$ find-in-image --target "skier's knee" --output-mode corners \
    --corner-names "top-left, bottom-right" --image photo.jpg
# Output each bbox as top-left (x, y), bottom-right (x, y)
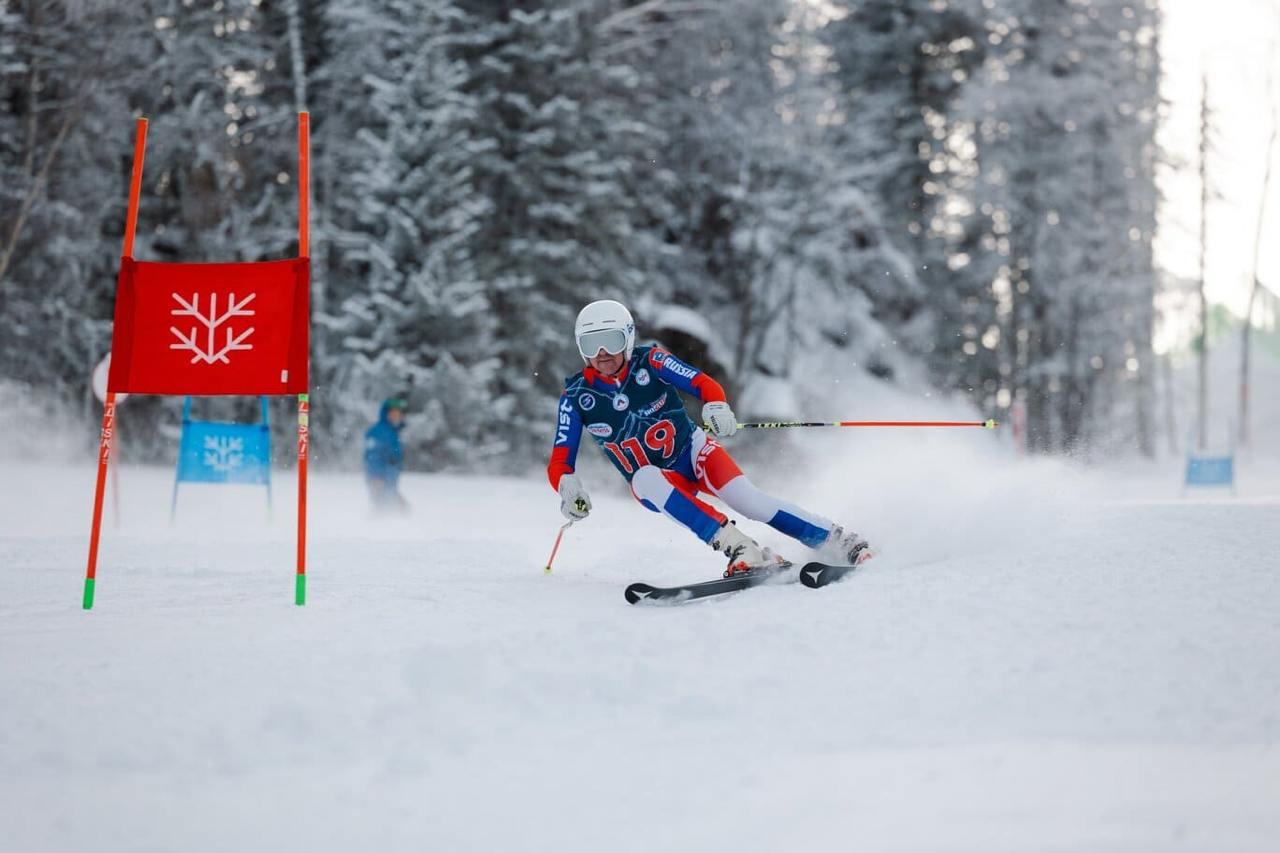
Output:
top-left (627, 461), bottom-right (660, 494)
top-left (629, 465), bottom-right (668, 506)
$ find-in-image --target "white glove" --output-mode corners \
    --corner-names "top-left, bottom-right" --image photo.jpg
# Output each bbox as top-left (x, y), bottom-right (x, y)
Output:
top-left (703, 401), bottom-right (738, 438)
top-left (558, 473), bottom-right (591, 521)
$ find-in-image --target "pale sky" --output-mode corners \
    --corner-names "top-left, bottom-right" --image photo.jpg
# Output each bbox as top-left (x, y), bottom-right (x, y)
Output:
top-left (1157, 0), bottom-right (1280, 328)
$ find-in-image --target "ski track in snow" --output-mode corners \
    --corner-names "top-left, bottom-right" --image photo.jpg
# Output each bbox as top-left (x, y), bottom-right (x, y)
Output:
top-left (1, 431), bottom-right (1278, 852)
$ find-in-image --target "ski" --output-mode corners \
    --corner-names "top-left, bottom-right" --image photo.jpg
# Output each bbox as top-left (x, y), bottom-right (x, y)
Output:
top-left (797, 561), bottom-right (860, 589)
top-left (625, 562), bottom-right (794, 605)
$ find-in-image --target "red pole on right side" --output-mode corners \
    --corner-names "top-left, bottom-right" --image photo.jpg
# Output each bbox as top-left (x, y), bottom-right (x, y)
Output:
top-left (84, 117), bottom-right (147, 610)
top-left (736, 419), bottom-right (999, 430)
top-left (295, 112), bottom-right (310, 606)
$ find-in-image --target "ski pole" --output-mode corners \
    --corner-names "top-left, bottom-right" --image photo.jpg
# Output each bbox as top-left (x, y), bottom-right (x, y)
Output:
top-left (729, 419), bottom-right (998, 430)
top-left (543, 519), bottom-right (575, 575)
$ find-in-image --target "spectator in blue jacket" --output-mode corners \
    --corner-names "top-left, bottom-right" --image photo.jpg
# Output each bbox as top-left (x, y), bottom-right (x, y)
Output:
top-left (364, 395), bottom-right (409, 514)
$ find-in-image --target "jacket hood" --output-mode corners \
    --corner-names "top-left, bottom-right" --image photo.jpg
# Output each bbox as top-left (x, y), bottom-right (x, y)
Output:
top-left (379, 398), bottom-right (407, 429)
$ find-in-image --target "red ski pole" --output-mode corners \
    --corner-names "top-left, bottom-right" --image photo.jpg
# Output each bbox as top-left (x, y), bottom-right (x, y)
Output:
top-left (733, 418), bottom-right (999, 430)
top-left (543, 520), bottom-right (575, 575)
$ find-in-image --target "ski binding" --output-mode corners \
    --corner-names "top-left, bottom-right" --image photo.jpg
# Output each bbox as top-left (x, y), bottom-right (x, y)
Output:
top-left (625, 561), bottom-right (794, 604)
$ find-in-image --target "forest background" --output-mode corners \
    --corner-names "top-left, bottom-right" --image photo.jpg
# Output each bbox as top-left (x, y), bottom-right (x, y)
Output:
top-left (4, 0), bottom-right (1262, 473)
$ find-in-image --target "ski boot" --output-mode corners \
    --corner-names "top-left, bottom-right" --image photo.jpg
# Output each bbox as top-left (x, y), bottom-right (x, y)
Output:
top-left (818, 524), bottom-right (875, 566)
top-left (710, 521), bottom-right (785, 578)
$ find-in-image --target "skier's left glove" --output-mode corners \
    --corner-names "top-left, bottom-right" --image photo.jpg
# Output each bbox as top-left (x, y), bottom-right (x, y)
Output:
top-left (558, 473), bottom-right (592, 521)
top-left (703, 401), bottom-right (738, 438)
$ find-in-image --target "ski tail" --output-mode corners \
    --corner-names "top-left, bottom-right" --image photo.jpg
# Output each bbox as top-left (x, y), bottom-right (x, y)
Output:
top-left (797, 561), bottom-right (859, 589)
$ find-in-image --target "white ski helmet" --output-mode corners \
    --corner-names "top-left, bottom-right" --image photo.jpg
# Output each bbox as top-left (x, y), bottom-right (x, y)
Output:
top-left (574, 299), bottom-right (635, 362)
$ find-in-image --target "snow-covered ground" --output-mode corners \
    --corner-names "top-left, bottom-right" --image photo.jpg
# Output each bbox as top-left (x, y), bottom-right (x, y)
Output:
top-left (2, 387), bottom-right (1278, 853)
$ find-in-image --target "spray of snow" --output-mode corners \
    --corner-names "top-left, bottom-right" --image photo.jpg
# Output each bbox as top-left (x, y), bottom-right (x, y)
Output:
top-left (1, 335), bottom-right (1278, 852)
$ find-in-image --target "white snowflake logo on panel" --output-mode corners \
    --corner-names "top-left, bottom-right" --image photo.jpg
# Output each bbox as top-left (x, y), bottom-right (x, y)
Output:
top-left (169, 292), bottom-right (256, 364)
top-left (203, 435), bottom-right (245, 473)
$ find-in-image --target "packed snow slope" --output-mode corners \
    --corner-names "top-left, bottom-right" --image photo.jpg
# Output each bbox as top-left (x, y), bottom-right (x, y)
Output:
top-left (1, 384), bottom-right (1278, 852)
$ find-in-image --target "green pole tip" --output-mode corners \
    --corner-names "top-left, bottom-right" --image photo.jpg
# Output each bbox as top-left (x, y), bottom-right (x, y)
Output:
top-left (984, 419), bottom-right (998, 429)
top-left (295, 574), bottom-right (306, 606)
top-left (82, 578), bottom-right (96, 610)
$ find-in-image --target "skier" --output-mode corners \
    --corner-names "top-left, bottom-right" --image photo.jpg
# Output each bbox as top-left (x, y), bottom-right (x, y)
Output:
top-left (364, 395), bottom-right (410, 515)
top-left (548, 299), bottom-right (873, 576)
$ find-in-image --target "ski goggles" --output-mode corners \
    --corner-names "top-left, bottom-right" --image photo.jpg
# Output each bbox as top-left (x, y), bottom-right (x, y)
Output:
top-left (577, 328), bottom-right (628, 358)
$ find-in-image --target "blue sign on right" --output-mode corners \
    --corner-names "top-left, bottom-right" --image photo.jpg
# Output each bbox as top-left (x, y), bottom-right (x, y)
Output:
top-left (1185, 454), bottom-right (1234, 489)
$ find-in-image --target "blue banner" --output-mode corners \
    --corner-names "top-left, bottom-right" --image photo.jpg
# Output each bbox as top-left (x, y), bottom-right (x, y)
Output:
top-left (176, 420), bottom-right (272, 484)
top-left (172, 398), bottom-right (273, 518)
top-left (1185, 454), bottom-right (1234, 488)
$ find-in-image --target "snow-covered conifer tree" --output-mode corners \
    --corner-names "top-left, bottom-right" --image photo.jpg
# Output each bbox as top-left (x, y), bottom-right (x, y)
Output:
top-left (320, 0), bottom-right (510, 469)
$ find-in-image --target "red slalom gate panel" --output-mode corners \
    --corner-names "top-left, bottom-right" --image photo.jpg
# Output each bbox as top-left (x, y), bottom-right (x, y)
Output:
top-left (106, 258), bottom-right (309, 396)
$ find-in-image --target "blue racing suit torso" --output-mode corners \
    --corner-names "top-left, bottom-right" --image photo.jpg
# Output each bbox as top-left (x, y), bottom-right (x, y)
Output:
top-left (551, 345), bottom-right (722, 484)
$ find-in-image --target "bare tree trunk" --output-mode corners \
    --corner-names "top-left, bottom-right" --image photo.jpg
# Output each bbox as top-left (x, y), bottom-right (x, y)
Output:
top-left (1240, 71), bottom-right (1277, 449)
top-left (1006, 263), bottom-right (1023, 449)
top-left (1061, 294), bottom-right (1083, 451)
top-left (1197, 73), bottom-right (1211, 451)
top-left (1133, 273), bottom-right (1157, 458)
top-left (1161, 350), bottom-right (1178, 455)
top-left (285, 0), bottom-right (308, 113)
top-left (1026, 297), bottom-right (1053, 454)
top-left (1134, 354), bottom-right (1153, 457)
top-left (0, 82), bottom-right (79, 291)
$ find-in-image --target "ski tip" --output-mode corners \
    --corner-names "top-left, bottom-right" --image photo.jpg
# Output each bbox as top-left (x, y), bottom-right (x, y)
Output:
top-left (625, 583), bottom-right (657, 605)
top-left (799, 560), bottom-right (864, 589)
top-left (799, 562), bottom-right (829, 589)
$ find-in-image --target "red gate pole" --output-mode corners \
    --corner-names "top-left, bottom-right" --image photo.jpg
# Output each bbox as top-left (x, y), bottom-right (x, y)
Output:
top-left (295, 111), bottom-right (310, 606)
top-left (110, 428), bottom-right (122, 528)
top-left (84, 117), bottom-right (147, 610)
top-left (296, 394), bottom-right (309, 605)
top-left (83, 397), bottom-right (117, 609)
